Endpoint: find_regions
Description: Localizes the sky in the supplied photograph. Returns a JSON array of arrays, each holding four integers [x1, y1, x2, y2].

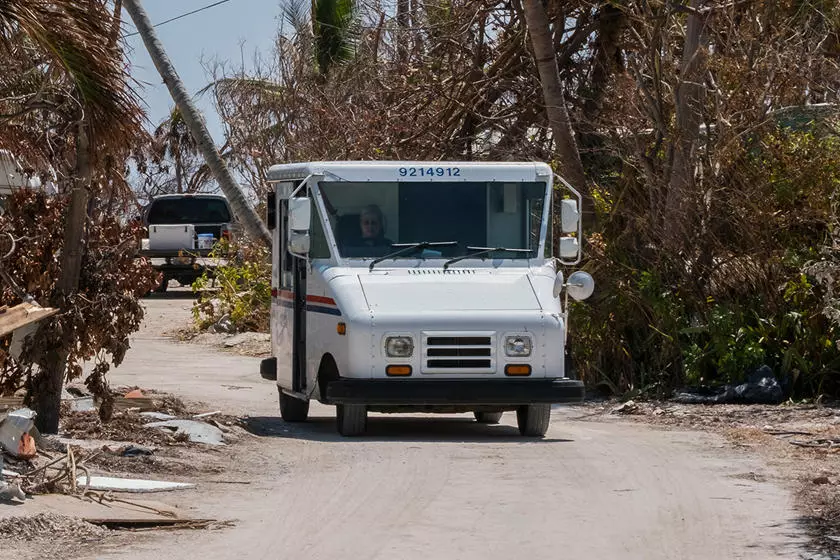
[[124, 0, 286, 145]]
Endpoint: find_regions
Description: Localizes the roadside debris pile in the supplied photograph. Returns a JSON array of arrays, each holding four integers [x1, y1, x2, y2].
[[0, 386, 243, 505], [0, 512, 108, 542], [60, 386, 238, 446], [672, 366, 786, 405]]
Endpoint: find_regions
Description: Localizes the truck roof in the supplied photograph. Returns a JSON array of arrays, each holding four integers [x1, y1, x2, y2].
[[150, 193, 228, 201], [266, 161, 553, 184]]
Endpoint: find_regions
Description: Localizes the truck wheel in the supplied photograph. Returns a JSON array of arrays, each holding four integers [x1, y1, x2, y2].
[[279, 389, 309, 422], [336, 404, 367, 436], [474, 411, 503, 424], [516, 404, 551, 437]]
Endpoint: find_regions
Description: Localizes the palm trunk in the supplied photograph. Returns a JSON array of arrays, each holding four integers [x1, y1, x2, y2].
[[123, 0, 271, 247], [665, 0, 706, 247], [34, 121, 91, 434], [175, 152, 183, 194], [521, 0, 592, 227], [397, 0, 410, 63]]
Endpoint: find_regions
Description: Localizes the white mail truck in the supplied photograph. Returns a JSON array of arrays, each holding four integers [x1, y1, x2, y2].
[[259, 161, 594, 437]]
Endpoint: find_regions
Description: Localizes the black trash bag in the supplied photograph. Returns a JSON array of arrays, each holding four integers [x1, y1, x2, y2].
[[673, 365, 785, 405]]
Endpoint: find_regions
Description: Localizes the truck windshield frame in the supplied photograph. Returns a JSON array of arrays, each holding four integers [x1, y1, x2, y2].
[[312, 180, 551, 264]]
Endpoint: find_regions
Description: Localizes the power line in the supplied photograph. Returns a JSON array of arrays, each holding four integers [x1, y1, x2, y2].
[[124, 0, 232, 38]]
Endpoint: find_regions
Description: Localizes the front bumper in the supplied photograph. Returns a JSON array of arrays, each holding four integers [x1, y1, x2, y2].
[[325, 378, 584, 406]]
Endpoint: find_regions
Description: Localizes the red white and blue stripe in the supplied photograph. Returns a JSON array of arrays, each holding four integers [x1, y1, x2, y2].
[[274, 289, 342, 316]]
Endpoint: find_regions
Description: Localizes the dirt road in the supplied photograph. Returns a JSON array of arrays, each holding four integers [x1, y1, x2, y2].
[[80, 293, 805, 560]]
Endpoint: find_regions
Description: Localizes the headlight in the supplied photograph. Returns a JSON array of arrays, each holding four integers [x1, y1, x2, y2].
[[505, 335, 532, 357], [385, 336, 414, 358]]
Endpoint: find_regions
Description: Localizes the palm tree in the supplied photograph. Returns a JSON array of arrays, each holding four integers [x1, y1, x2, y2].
[[153, 108, 199, 194], [0, 0, 144, 158], [521, 0, 592, 227], [0, 0, 146, 433], [312, 0, 356, 76], [123, 0, 272, 248]]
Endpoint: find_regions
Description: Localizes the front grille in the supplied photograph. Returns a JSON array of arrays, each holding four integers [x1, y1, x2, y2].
[[422, 332, 496, 374]]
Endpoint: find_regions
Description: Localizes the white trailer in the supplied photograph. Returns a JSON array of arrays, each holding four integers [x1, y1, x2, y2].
[[259, 161, 594, 437]]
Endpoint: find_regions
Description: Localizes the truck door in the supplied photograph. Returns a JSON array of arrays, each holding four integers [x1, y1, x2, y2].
[[276, 191, 308, 396]]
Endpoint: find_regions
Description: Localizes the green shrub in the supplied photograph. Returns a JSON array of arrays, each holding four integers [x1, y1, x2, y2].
[[191, 240, 271, 333]]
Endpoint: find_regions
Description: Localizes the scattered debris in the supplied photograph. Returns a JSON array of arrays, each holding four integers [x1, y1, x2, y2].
[[66, 397, 95, 413], [673, 366, 785, 405], [0, 513, 108, 542], [124, 389, 145, 399], [61, 410, 184, 446], [76, 475, 195, 493], [140, 412, 177, 421], [145, 419, 225, 446], [193, 411, 222, 419], [790, 437, 840, 449], [0, 480, 25, 502], [813, 476, 832, 485], [117, 445, 154, 457], [0, 408, 38, 459], [611, 400, 641, 415]]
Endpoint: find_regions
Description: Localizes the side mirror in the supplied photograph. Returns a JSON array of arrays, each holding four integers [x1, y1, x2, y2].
[[567, 271, 595, 301], [552, 271, 565, 299], [558, 237, 579, 259], [560, 199, 579, 234], [266, 191, 276, 230], [288, 232, 311, 254], [288, 197, 311, 231]]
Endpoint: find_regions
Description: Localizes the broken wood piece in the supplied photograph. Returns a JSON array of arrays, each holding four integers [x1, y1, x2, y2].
[[83, 517, 224, 531], [112, 397, 157, 412], [0, 397, 25, 410], [0, 302, 58, 338], [762, 429, 814, 437], [789, 438, 840, 449]]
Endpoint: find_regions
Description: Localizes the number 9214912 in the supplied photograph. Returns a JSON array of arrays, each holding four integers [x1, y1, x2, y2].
[[399, 167, 461, 178]]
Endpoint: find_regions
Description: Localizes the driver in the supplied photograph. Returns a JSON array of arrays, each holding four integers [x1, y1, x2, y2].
[[357, 204, 393, 247]]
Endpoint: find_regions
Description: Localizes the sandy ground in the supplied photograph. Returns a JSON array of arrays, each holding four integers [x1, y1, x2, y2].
[[1, 289, 819, 560]]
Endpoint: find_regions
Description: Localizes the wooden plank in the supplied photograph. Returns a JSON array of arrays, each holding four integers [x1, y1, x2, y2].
[[0, 302, 58, 338], [0, 396, 25, 410], [112, 396, 157, 411]]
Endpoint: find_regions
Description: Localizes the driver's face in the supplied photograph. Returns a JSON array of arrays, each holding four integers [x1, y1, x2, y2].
[[360, 213, 381, 239]]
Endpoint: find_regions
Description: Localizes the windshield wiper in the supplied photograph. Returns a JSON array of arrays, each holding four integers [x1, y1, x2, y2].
[[369, 241, 458, 271], [443, 246, 533, 270]]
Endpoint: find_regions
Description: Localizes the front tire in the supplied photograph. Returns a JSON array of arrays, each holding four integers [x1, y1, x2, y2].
[[516, 404, 551, 437], [474, 411, 503, 424], [279, 389, 309, 422], [336, 404, 367, 436]]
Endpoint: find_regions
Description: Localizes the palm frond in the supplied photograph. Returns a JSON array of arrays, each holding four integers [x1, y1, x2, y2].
[[0, 0, 146, 158], [312, 0, 357, 75]]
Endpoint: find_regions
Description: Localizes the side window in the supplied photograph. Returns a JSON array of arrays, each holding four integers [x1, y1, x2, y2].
[[280, 200, 293, 289], [310, 199, 331, 259]]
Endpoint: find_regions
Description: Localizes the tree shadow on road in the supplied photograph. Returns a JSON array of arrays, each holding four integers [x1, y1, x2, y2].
[[240, 415, 574, 444], [143, 290, 197, 300]]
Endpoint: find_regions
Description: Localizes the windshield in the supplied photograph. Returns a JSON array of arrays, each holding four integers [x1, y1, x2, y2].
[[146, 197, 232, 225], [318, 181, 547, 259]]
